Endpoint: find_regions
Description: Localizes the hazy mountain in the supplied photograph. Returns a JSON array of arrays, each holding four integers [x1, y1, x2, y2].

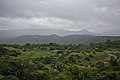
[[2, 34, 119, 44], [0, 29, 120, 44], [0, 29, 94, 41], [0, 28, 119, 41], [100, 29, 120, 36]]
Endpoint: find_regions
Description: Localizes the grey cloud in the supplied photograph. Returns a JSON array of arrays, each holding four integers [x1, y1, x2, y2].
[[0, 17, 74, 30], [0, 0, 120, 33]]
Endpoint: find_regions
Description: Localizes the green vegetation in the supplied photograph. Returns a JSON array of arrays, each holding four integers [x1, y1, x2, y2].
[[0, 40, 120, 80], [5, 35, 120, 44]]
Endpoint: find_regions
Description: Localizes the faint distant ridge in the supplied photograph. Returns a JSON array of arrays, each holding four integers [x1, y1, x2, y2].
[[77, 29, 93, 35], [0, 29, 96, 39], [4, 34, 120, 44], [0, 28, 119, 40], [0, 29, 120, 44], [100, 29, 120, 36]]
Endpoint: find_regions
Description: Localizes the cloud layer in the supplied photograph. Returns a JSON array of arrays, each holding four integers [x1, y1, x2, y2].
[[0, 0, 120, 33]]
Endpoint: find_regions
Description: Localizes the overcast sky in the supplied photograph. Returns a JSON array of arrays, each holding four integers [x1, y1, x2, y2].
[[0, 0, 120, 33]]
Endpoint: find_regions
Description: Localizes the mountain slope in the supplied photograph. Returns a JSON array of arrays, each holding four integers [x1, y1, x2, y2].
[[4, 35, 120, 44]]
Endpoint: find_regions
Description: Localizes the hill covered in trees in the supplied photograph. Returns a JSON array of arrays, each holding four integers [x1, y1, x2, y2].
[[0, 40, 120, 80], [2, 34, 120, 44]]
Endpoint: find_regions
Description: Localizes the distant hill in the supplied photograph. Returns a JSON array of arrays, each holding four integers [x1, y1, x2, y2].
[[0, 28, 120, 41], [0, 29, 120, 44], [0, 29, 93, 38], [0, 29, 95, 43], [3, 34, 120, 44], [100, 29, 120, 36]]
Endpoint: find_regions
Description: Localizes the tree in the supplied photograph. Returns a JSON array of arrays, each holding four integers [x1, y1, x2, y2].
[[26, 43, 31, 46]]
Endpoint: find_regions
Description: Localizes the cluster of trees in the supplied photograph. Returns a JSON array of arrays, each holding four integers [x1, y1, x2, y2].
[[91, 40, 120, 52], [0, 40, 120, 80]]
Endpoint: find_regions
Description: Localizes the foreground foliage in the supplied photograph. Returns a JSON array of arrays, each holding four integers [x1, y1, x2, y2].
[[0, 40, 120, 80]]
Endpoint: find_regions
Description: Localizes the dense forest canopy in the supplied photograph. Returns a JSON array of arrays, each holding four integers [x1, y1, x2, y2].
[[0, 40, 120, 80]]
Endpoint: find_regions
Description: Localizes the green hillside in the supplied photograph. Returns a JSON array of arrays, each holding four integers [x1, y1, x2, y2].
[[6, 35, 120, 44], [0, 40, 120, 80]]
